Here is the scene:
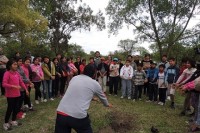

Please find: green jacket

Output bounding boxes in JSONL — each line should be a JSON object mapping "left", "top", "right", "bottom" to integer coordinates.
{"left": 42, "top": 62, "right": 55, "bottom": 80}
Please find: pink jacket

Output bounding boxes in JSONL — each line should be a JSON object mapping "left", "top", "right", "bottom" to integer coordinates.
{"left": 3, "top": 71, "right": 27, "bottom": 98}
{"left": 30, "top": 64, "right": 44, "bottom": 82}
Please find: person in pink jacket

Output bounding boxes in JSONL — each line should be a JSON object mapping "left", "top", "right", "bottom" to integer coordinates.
{"left": 3, "top": 59, "right": 28, "bottom": 131}
{"left": 30, "top": 57, "right": 44, "bottom": 104}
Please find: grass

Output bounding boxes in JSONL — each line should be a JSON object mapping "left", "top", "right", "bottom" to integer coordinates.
{"left": 0, "top": 90, "right": 191, "bottom": 133}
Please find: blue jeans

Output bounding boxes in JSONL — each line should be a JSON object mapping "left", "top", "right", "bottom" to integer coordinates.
{"left": 42, "top": 80, "right": 52, "bottom": 99}
{"left": 121, "top": 79, "right": 132, "bottom": 97}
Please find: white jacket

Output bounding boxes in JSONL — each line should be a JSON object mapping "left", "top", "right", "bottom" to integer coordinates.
{"left": 120, "top": 65, "right": 134, "bottom": 79}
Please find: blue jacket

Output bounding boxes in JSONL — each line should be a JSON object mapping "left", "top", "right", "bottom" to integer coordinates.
{"left": 165, "top": 65, "right": 179, "bottom": 84}
{"left": 147, "top": 67, "right": 159, "bottom": 84}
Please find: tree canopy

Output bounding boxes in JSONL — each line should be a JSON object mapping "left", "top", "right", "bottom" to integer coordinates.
{"left": 106, "top": 0, "right": 200, "bottom": 60}
{"left": 30, "top": 0, "right": 106, "bottom": 54}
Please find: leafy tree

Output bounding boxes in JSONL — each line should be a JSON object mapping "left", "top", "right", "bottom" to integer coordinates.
{"left": 66, "top": 43, "right": 87, "bottom": 58}
{"left": 30, "top": 0, "right": 106, "bottom": 54}
{"left": 0, "top": 0, "right": 47, "bottom": 36}
{"left": 118, "top": 39, "right": 137, "bottom": 55}
{"left": 106, "top": 0, "right": 200, "bottom": 60}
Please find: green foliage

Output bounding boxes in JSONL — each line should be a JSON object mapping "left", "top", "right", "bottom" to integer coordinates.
{"left": 118, "top": 39, "right": 138, "bottom": 55}
{"left": 2, "top": 41, "right": 55, "bottom": 59}
{"left": 65, "top": 43, "right": 87, "bottom": 58}
{"left": 106, "top": 0, "right": 200, "bottom": 60}
{"left": 0, "top": 0, "right": 48, "bottom": 35}
{"left": 30, "top": 0, "right": 106, "bottom": 54}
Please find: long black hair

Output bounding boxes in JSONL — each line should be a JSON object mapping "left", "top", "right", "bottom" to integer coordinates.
{"left": 6, "top": 58, "right": 17, "bottom": 71}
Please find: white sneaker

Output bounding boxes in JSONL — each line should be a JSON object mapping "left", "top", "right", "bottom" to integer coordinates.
{"left": 44, "top": 99, "right": 47, "bottom": 102}
{"left": 139, "top": 98, "right": 142, "bottom": 101}
{"left": 23, "top": 104, "right": 28, "bottom": 109}
{"left": 158, "top": 102, "right": 164, "bottom": 106}
{"left": 132, "top": 99, "right": 136, "bottom": 102}
{"left": 128, "top": 97, "right": 131, "bottom": 100}
{"left": 50, "top": 98, "right": 54, "bottom": 101}
{"left": 35, "top": 100, "right": 39, "bottom": 104}
{"left": 167, "top": 96, "right": 171, "bottom": 101}
{"left": 120, "top": 96, "right": 124, "bottom": 99}
{"left": 3, "top": 123, "right": 12, "bottom": 131}
{"left": 10, "top": 121, "right": 22, "bottom": 126}
{"left": 114, "top": 95, "right": 117, "bottom": 97}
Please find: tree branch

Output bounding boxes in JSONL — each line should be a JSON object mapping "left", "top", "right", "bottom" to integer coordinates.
{"left": 172, "top": 0, "right": 198, "bottom": 43}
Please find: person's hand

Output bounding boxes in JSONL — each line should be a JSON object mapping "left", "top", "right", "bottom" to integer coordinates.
{"left": 30, "top": 83, "right": 34, "bottom": 88}
{"left": 120, "top": 76, "right": 124, "bottom": 79}
{"left": 40, "top": 77, "right": 44, "bottom": 80}
{"left": 26, "top": 90, "right": 29, "bottom": 96}
{"left": 144, "top": 79, "right": 148, "bottom": 83}
{"left": 58, "top": 73, "right": 61, "bottom": 77}
{"left": 51, "top": 76, "right": 55, "bottom": 80}
{"left": 12, "top": 85, "right": 21, "bottom": 90}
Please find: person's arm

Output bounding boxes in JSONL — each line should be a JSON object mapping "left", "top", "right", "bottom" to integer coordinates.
{"left": 129, "top": 66, "right": 134, "bottom": 79}
{"left": 120, "top": 66, "right": 124, "bottom": 77}
{"left": 42, "top": 64, "right": 52, "bottom": 77}
{"left": 52, "top": 62, "right": 56, "bottom": 76}
{"left": 183, "top": 81, "right": 195, "bottom": 91}
{"left": 165, "top": 69, "right": 169, "bottom": 83}
{"left": 18, "top": 73, "right": 28, "bottom": 91}
{"left": 94, "top": 83, "right": 109, "bottom": 107}
{"left": 2, "top": 72, "right": 14, "bottom": 88}
{"left": 176, "top": 69, "right": 186, "bottom": 84}
{"left": 175, "top": 67, "right": 180, "bottom": 83}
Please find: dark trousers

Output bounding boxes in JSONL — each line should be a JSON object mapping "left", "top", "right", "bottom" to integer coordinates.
{"left": 182, "top": 92, "right": 191, "bottom": 112}
{"left": 18, "top": 91, "right": 25, "bottom": 113}
{"left": 33, "top": 82, "right": 41, "bottom": 100}
{"left": 144, "top": 82, "right": 149, "bottom": 96}
{"left": 149, "top": 84, "right": 158, "bottom": 101}
{"left": 55, "top": 114, "right": 93, "bottom": 133}
{"left": 24, "top": 87, "right": 32, "bottom": 107}
{"left": 52, "top": 77, "right": 60, "bottom": 97}
{"left": 5, "top": 97, "right": 20, "bottom": 123}
{"left": 0, "top": 69, "right": 6, "bottom": 95}
{"left": 109, "top": 76, "right": 119, "bottom": 95}
{"left": 134, "top": 85, "right": 143, "bottom": 99}
{"left": 60, "top": 77, "right": 67, "bottom": 96}
{"left": 159, "top": 88, "right": 167, "bottom": 103}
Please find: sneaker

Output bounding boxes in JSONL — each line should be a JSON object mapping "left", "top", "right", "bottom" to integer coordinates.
{"left": 3, "top": 123, "right": 12, "bottom": 131}
{"left": 128, "top": 97, "right": 131, "bottom": 100}
{"left": 167, "top": 96, "right": 171, "bottom": 101}
{"left": 114, "top": 95, "right": 117, "bottom": 97}
{"left": 50, "top": 98, "right": 54, "bottom": 101}
{"left": 120, "top": 96, "right": 124, "bottom": 99}
{"left": 44, "top": 99, "right": 47, "bottom": 102}
{"left": 108, "top": 94, "right": 112, "bottom": 96}
{"left": 35, "top": 100, "right": 39, "bottom": 104}
{"left": 139, "top": 98, "right": 142, "bottom": 101}
{"left": 29, "top": 107, "right": 35, "bottom": 111}
{"left": 10, "top": 121, "right": 22, "bottom": 126}
{"left": 158, "top": 102, "right": 164, "bottom": 106}
{"left": 132, "top": 99, "right": 136, "bottom": 102}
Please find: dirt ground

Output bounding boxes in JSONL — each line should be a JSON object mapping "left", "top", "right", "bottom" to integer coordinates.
{"left": 98, "top": 110, "right": 137, "bottom": 133}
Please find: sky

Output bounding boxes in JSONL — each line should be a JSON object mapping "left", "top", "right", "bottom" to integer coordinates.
{"left": 69, "top": 0, "right": 199, "bottom": 55}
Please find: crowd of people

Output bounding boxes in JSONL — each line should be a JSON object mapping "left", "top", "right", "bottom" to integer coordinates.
{"left": 1, "top": 48, "right": 200, "bottom": 132}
